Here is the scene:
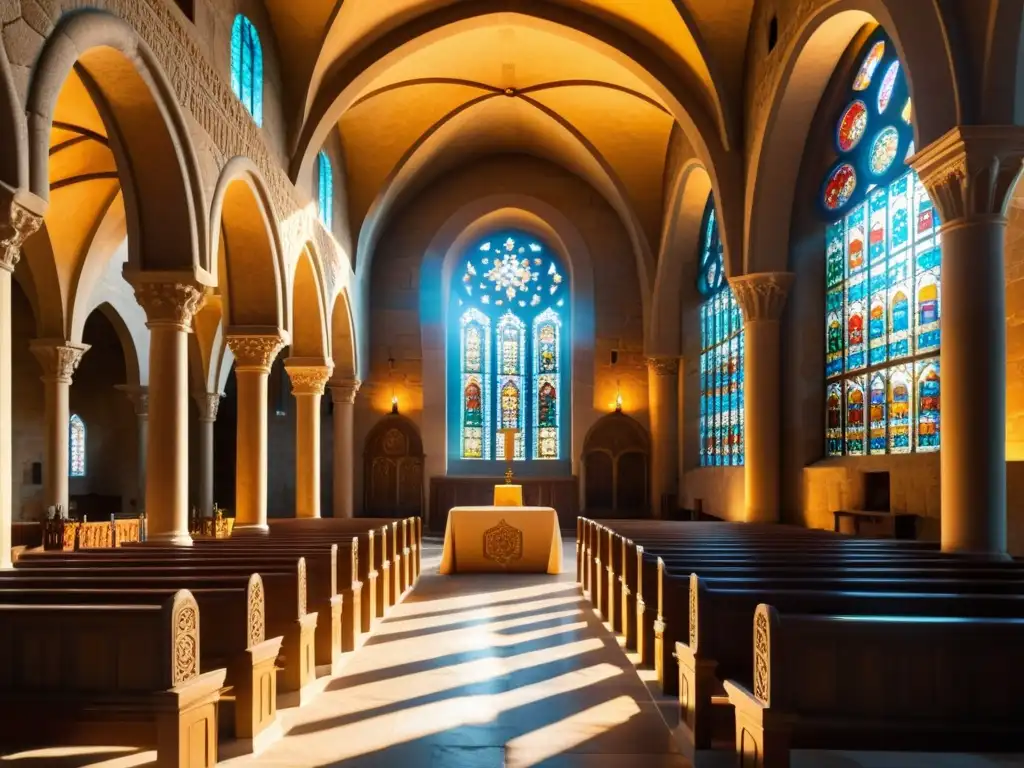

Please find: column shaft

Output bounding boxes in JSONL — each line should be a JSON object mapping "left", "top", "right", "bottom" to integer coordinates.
{"left": 193, "top": 393, "right": 220, "bottom": 518}
{"left": 286, "top": 363, "right": 331, "bottom": 520}
{"left": 647, "top": 358, "right": 679, "bottom": 517}
{"left": 228, "top": 335, "right": 284, "bottom": 535}
{"left": 331, "top": 380, "right": 360, "bottom": 518}
{"left": 941, "top": 218, "right": 1007, "bottom": 553}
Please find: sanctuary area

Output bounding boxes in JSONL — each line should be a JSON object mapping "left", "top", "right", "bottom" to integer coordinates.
{"left": 0, "top": 1, "right": 1023, "bottom": 767}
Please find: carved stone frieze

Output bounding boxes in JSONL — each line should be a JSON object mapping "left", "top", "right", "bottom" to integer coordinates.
{"left": 729, "top": 272, "right": 795, "bottom": 323}
{"left": 909, "top": 126, "right": 1024, "bottom": 224}
{"left": 131, "top": 280, "right": 206, "bottom": 330}
{"left": 330, "top": 378, "right": 362, "bottom": 405}
{"left": 227, "top": 333, "right": 285, "bottom": 373}
{"left": 646, "top": 357, "right": 680, "bottom": 377}
{"left": 30, "top": 339, "right": 90, "bottom": 384}
{"left": 0, "top": 198, "right": 44, "bottom": 273}
{"left": 193, "top": 391, "right": 221, "bottom": 423}
{"left": 286, "top": 364, "right": 332, "bottom": 396}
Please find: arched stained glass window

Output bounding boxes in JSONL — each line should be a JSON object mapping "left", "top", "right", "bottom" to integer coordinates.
{"left": 317, "top": 151, "right": 333, "bottom": 229}
{"left": 821, "top": 29, "right": 940, "bottom": 456}
{"left": 69, "top": 414, "right": 85, "bottom": 477}
{"left": 449, "top": 233, "right": 570, "bottom": 466}
{"left": 231, "top": 15, "right": 263, "bottom": 126}
{"left": 698, "top": 196, "right": 744, "bottom": 467}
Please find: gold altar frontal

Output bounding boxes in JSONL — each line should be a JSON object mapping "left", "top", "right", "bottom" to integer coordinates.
{"left": 439, "top": 505, "right": 563, "bottom": 575}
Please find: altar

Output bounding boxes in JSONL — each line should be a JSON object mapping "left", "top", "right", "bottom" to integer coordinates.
{"left": 439, "top": 504, "right": 563, "bottom": 575}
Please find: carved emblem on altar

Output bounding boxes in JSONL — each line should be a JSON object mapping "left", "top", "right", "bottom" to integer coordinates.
{"left": 483, "top": 519, "right": 524, "bottom": 566}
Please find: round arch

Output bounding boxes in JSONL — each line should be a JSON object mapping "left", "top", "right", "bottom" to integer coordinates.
{"left": 209, "top": 158, "right": 287, "bottom": 332}
{"left": 418, "top": 194, "right": 596, "bottom": 498}
{"left": 0, "top": 33, "right": 27, "bottom": 191}
{"left": 745, "top": 0, "right": 960, "bottom": 274}
{"left": 91, "top": 301, "right": 144, "bottom": 389}
{"left": 289, "top": 244, "right": 331, "bottom": 360}
{"left": 26, "top": 10, "right": 207, "bottom": 274}
{"left": 330, "top": 288, "right": 358, "bottom": 382}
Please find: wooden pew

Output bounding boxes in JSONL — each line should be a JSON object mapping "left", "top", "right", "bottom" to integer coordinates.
{"left": 725, "top": 605, "right": 1024, "bottom": 767}
{"left": 679, "top": 574, "right": 1024, "bottom": 749}
{"left": 0, "top": 577, "right": 281, "bottom": 749}
{"left": 3, "top": 559, "right": 317, "bottom": 702}
{"left": 0, "top": 590, "right": 226, "bottom": 768}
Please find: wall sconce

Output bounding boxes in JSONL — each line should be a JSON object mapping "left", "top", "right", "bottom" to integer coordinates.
{"left": 391, "top": 392, "right": 399, "bottom": 414}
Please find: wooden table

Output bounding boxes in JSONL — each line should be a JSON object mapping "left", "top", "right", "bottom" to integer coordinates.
{"left": 832, "top": 509, "right": 919, "bottom": 539}
{"left": 439, "top": 506, "right": 563, "bottom": 574}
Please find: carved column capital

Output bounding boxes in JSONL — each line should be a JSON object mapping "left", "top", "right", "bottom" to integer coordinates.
{"left": 129, "top": 278, "right": 207, "bottom": 331}
{"left": 115, "top": 384, "right": 149, "bottom": 417}
{"left": 729, "top": 272, "right": 795, "bottom": 323}
{"left": 30, "top": 340, "right": 90, "bottom": 385}
{"left": 193, "top": 392, "right": 222, "bottom": 423}
{"left": 227, "top": 333, "right": 285, "bottom": 374}
{"left": 330, "top": 378, "right": 362, "bottom": 405}
{"left": 286, "top": 364, "right": 332, "bottom": 396}
{"left": 0, "top": 193, "right": 44, "bottom": 274}
{"left": 910, "top": 125, "right": 1024, "bottom": 225}
{"left": 646, "top": 357, "right": 680, "bottom": 376}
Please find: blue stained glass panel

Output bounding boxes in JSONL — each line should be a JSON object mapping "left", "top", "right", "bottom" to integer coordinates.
{"left": 231, "top": 16, "right": 263, "bottom": 126}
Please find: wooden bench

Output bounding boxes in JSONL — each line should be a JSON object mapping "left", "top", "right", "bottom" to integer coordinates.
{"left": 3, "top": 559, "right": 317, "bottom": 702}
{"left": 725, "top": 605, "right": 1024, "bottom": 767}
{"left": 0, "top": 590, "right": 226, "bottom": 768}
{"left": 679, "top": 574, "right": 1024, "bottom": 749}
{"left": 0, "top": 577, "right": 282, "bottom": 749}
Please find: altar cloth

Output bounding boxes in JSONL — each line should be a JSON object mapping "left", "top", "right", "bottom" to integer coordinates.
{"left": 439, "top": 506, "right": 563, "bottom": 575}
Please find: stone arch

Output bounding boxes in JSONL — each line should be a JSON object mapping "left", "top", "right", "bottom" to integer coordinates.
{"left": 0, "top": 30, "right": 27, "bottom": 190}
{"left": 647, "top": 160, "right": 712, "bottom": 355}
{"left": 289, "top": 244, "right": 330, "bottom": 360}
{"left": 418, "top": 194, "right": 596, "bottom": 498}
{"left": 745, "top": 0, "right": 960, "bottom": 274}
{"left": 26, "top": 9, "right": 207, "bottom": 273}
{"left": 90, "top": 302, "right": 143, "bottom": 389}
{"left": 330, "top": 288, "right": 358, "bottom": 381}
{"left": 210, "top": 158, "right": 286, "bottom": 332}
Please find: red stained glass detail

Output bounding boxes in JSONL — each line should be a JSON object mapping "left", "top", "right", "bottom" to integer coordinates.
{"left": 837, "top": 100, "right": 868, "bottom": 152}
{"left": 824, "top": 164, "right": 857, "bottom": 211}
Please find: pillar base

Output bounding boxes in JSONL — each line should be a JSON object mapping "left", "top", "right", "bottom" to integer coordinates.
{"left": 232, "top": 524, "right": 270, "bottom": 537}
{"left": 143, "top": 531, "right": 194, "bottom": 547}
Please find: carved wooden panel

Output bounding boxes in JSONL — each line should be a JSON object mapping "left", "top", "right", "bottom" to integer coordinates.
{"left": 363, "top": 415, "right": 424, "bottom": 518}
{"left": 584, "top": 452, "right": 614, "bottom": 509}
{"left": 582, "top": 413, "right": 650, "bottom": 517}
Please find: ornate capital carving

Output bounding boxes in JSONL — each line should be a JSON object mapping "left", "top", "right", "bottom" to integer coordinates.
{"left": 910, "top": 125, "right": 1024, "bottom": 224}
{"left": 646, "top": 357, "right": 680, "bottom": 376}
{"left": 193, "top": 391, "right": 222, "bottom": 423}
{"left": 729, "top": 272, "right": 794, "bottom": 323}
{"left": 115, "top": 384, "right": 149, "bottom": 417}
{"left": 30, "top": 340, "right": 90, "bottom": 385}
{"left": 286, "top": 365, "right": 332, "bottom": 396}
{"left": 131, "top": 280, "right": 206, "bottom": 331}
{"left": 0, "top": 192, "right": 44, "bottom": 274}
{"left": 330, "top": 378, "right": 362, "bottom": 405}
{"left": 227, "top": 333, "right": 285, "bottom": 374}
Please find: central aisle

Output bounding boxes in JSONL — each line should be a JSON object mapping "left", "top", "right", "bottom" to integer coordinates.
{"left": 227, "top": 539, "right": 689, "bottom": 768}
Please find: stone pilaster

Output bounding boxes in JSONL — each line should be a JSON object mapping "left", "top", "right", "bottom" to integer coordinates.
{"left": 910, "top": 126, "right": 1024, "bottom": 557}
{"left": 0, "top": 193, "right": 43, "bottom": 569}
{"left": 30, "top": 340, "right": 89, "bottom": 517}
{"left": 228, "top": 332, "right": 285, "bottom": 534}
{"left": 646, "top": 356, "right": 680, "bottom": 517}
{"left": 193, "top": 391, "right": 222, "bottom": 518}
{"left": 115, "top": 384, "right": 149, "bottom": 514}
{"left": 130, "top": 276, "right": 207, "bottom": 546}
{"left": 728, "top": 272, "right": 794, "bottom": 524}
{"left": 330, "top": 378, "right": 361, "bottom": 518}
{"left": 287, "top": 361, "right": 333, "bottom": 520}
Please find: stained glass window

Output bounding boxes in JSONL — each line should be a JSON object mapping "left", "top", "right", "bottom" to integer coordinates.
{"left": 317, "top": 151, "right": 333, "bottom": 229}
{"left": 230, "top": 15, "right": 263, "bottom": 126}
{"left": 69, "top": 414, "right": 85, "bottom": 477}
{"left": 451, "top": 233, "right": 569, "bottom": 462}
{"left": 698, "top": 196, "right": 744, "bottom": 466}
{"left": 822, "top": 30, "right": 940, "bottom": 456}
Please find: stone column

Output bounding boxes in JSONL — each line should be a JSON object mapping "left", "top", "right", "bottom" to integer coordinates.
{"left": 193, "top": 392, "right": 221, "bottom": 518}
{"left": 227, "top": 333, "right": 285, "bottom": 535}
{"left": 30, "top": 340, "right": 89, "bottom": 516}
{"left": 0, "top": 195, "right": 43, "bottom": 568}
{"left": 286, "top": 362, "right": 332, "bottom": 519}
{"left": 647, "top": 357, "right": 680, "bottom": 517}
{"left": 130, "top": 279, "right": 206, "bottom": 546}
{"left": 729, "top": 272, "right": 794, "bottom": 524}
{"left": 330, "top": 379, "right": 360, "bottom": 518}
{"left": 115, "top": 385, "right": 148, "bottom": 513}
{"left": 911, "top": 126, "right": 1024, "bottom": 556}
